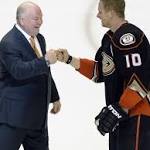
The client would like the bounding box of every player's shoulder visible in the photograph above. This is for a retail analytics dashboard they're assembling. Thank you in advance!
[108,23,145,50]
[101,30,113,48]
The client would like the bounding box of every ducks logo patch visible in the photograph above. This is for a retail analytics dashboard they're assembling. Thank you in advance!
[102,52,115,76]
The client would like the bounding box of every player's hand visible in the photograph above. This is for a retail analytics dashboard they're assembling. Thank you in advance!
[56,49,69,63]
[95,104,128,136]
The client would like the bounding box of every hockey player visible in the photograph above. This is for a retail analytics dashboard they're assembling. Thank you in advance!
[56,0,150,149]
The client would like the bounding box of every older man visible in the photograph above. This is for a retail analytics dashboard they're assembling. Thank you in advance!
[0,1,61,150]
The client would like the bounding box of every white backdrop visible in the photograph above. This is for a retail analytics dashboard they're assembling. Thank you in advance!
[0,0,150,150]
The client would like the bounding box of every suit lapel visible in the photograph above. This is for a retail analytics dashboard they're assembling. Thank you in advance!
[37,34,46,56]
[13,26,46,58]
[13,27,37,57]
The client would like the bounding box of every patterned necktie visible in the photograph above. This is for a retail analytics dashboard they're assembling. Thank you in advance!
[29,36,41,58]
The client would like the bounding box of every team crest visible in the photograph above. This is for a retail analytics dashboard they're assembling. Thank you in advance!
[120,33,136,46]
[102,52,115,76]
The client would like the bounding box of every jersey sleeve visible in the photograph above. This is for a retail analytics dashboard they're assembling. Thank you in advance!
[111,24,150,110]
[77,47,104,82]
[119,74,150,109]
[78,58,96,79]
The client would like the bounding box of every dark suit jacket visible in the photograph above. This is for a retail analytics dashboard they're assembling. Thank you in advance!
[0,26,59,129]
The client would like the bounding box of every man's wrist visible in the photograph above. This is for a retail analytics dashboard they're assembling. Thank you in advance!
[44,55,50,66]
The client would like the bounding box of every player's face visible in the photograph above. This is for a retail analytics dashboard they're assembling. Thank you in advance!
[97,1,112,28]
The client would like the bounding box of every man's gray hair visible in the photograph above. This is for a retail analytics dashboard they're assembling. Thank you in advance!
[16,1,37,20]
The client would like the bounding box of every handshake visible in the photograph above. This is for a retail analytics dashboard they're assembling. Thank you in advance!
[45,49,71,64]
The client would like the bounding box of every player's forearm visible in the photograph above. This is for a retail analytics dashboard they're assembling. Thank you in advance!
[76,58,96,79]
[69,56,80,69]
[65,54,98,80]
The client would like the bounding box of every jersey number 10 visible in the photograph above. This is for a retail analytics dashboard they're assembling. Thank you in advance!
[125,53,142,68]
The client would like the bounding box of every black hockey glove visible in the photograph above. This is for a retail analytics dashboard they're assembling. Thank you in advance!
[95,104,128,136]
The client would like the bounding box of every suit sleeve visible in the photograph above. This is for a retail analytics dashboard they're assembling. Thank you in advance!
[0,41,49,80]
[50,77,60,103]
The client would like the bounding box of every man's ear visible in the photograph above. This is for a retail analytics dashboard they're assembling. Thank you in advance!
[19,18,24,26]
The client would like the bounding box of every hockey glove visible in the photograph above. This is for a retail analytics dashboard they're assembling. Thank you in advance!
[95,104,128,136]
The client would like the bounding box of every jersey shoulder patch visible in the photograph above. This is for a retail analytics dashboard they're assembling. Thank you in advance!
[120,33,136,46]
[108,23,145,50]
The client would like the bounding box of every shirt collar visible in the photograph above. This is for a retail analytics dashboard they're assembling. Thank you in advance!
[15,24,31,41]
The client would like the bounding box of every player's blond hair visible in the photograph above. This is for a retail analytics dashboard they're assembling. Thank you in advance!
[101,0,125,18]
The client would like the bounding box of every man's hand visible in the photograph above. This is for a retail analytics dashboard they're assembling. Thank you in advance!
[50,100,61,114]
[45,49,57,64]
[95,104,128,136]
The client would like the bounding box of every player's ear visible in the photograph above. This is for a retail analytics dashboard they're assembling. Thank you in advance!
[109,10,115,18]
[106,10,113,20]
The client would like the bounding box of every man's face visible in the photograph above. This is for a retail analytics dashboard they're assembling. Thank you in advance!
[20,6,43,36]
[97,1,112,28]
